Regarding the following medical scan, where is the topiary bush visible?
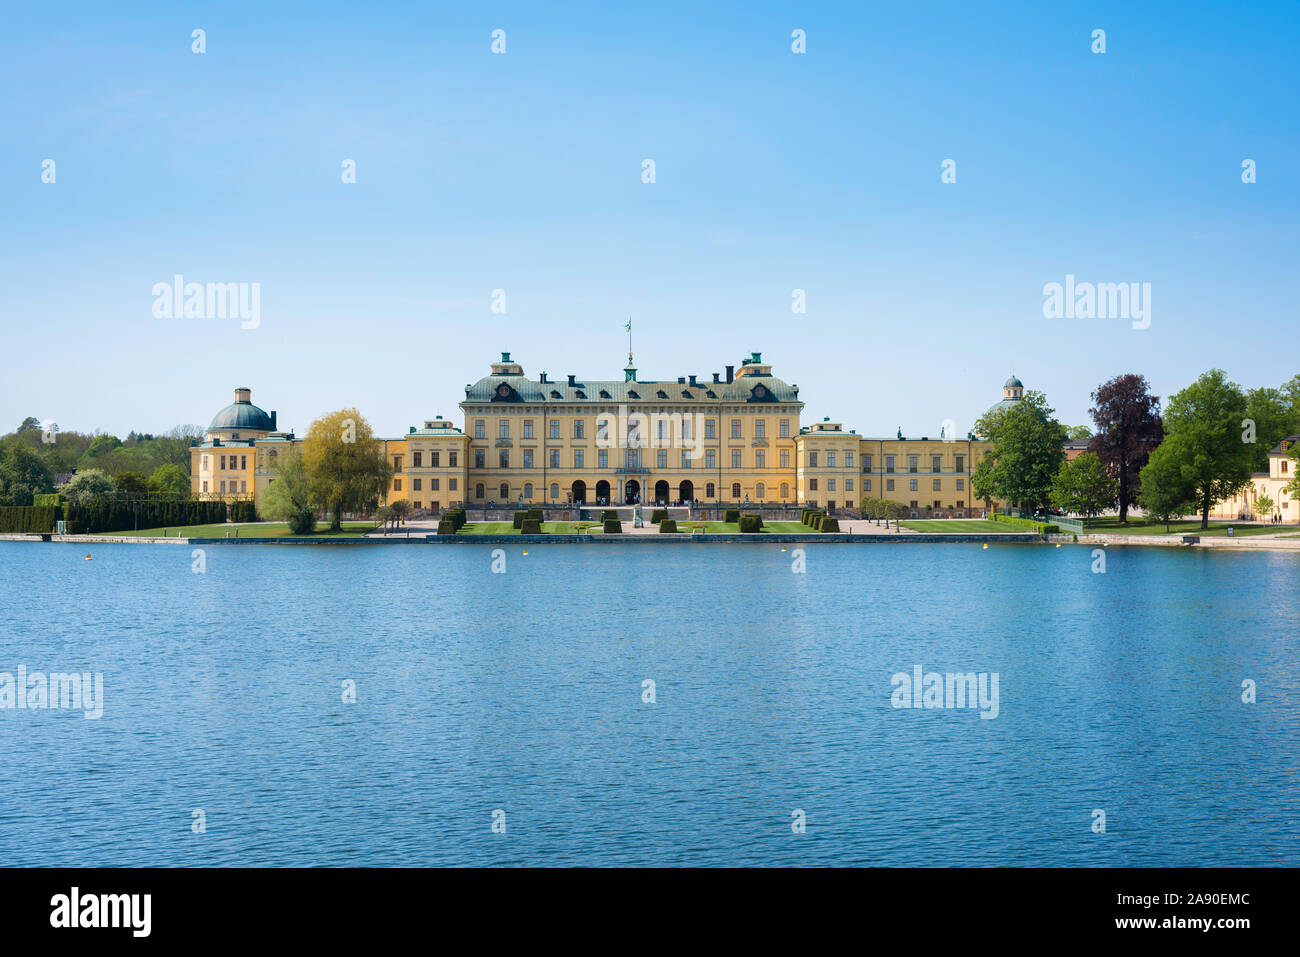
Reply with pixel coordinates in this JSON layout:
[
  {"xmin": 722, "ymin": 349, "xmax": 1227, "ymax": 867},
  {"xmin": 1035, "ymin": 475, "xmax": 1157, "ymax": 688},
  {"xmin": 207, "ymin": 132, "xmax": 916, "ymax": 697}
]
[
  {"xmin": 603, "ymin": 518, "xmax": 622, "ymax": 533},
  {"xmin": 724, "ymin": 508, "xmax": 740, "ymax": 523},
  {"xmin": 437, "ymin": 518, "xmax": 456, "ymax": 535},
  {"xmin": 520, "ymin": 518, "xmax": 542, "ymax": 534},
  {"xmin": 601, "ymin": 510, "xmax": 618, "ymax": 522},
  {"xmin": 820, "ymin": 517, "xmax": 840, "ymax": 532},
  {"xmin": 738, "ymin": 514, "xmax": 762, "ymax": 533},
  {"xmin": 658, "ymin": 519, "xmax": 678, "ymax": 533},
  {"xmin": 650, "ymin": 509, "xmax": 668, "ymax": 524},
  {"xmin": 742, "ymin": 512, "xmax": 762, "ymax": 530}
]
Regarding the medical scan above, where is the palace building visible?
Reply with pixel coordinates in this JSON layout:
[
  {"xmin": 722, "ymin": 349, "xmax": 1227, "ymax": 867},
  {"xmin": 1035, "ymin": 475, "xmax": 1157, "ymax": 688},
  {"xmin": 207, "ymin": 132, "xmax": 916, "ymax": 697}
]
[{"xmin": 191, "ymin": 353, "xmax": 1004, "ymax": 516}]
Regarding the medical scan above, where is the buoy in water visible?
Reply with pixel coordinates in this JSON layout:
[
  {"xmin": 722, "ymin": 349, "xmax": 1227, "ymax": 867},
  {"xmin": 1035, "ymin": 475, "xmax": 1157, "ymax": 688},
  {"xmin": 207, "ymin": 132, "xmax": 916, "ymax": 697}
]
[
  {"xmin": 982, "ymin": 543, "xmax": 988, "ymax": 549},
  {"xmin": 781, "ymin": 546, "xmax": 787, "ymax": 552},
  {"xmin": 522, "ymin": 550, "xmax": 529, "ymax": 556},
  {"xmin": 84, "ymin": 554, "xmax": 92, "ymax": 561}
]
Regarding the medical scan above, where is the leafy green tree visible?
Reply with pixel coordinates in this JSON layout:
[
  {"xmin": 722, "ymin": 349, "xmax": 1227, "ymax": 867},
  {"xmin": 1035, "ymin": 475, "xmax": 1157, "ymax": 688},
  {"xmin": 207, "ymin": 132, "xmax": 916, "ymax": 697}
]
[
  {"xmin": 1050, "ymin": 452, "xmax": 1117, "ymax": 517},
  {"xmin": 150, "ymin": 463, "xmax": 190, "ymax": 499},
  {"xmin": 972, "ymin": 391, "xmax": 1068, "ymax": 512},
  {"xmin": 301, "ymin": 409, "xmax": 392, "ymax": 531},
  {"xmin": 113, "ymin": 471, "xmax": 152, "ymax": 497},
  {"xmin": 1088, "ymin": 373, "xmax": 1163, "ymax": 524},
  {"xmin": 59, "ymin": 468, "xmax": 116, "ymax": 506},
  {"xmin": 261, "ymin": 452, "xmax": 316, "ymax": 534},
  {"xmin": 0, "ymin": 440, "xmax": 55, "ymax": 505},
  {"xmin": 389, "ymin": 498, "xmax": 412, "ymax": 526},
  {"xmin": 1253, "ymin": 494, "xmax": 1273, "ymax": 521},
  {"xmin": 80, "ymin": 434, "xmax": 122, "ymax": 464},
  {"xmin": 1066, "ymin": 424, "xmax": 1092, "ymax": 440},
  {"xmin": 1139, "ymin": 369, "xmax": 1254, "ymax": 529},
  {"xmin": 1244, "ymin": 386, "xmax": 1297, "ymax": 472}
]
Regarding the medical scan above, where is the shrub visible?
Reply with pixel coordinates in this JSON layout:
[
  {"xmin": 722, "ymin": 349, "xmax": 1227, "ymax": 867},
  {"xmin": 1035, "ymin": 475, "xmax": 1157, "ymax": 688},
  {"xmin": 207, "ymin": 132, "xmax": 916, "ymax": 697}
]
[
  {"xmin": 724, "ymin": 508, "xmax": 740, "ymax": 523},
  {"xmin": 601, "ymin": 510, "xmax": 618, "ymax": 522},
  {"xmin": 287, "ymin": 510, "xmax": 315, "ymax": 535},
  {"xmin": 603, "ymin": 518, "xmax": 622, "ymax": 533},
  {"xmin": 33, "ymin": 493, "xmax": 64, "ymax": 509},
  {"xmin": 742, "ymin": 512, "xmax": 762, "ymax": 530},
  {"xmin": 650, "ymin": 509, "xmax": 668, "ymax": 524},
  {"xmin": 658, "ymin": 519, "xmax": 678, "ymax": 533},
  {"xmin": 512, "ymin": 512, "xmax": 526, "ymax": 529},
  {"xmin": 738, "ymin": 514, "xmax": 762, "ymax": 533},
  {"xmin": 520, "ymin": 519, "xmax": 542, "ymax": 534},
  {"xmin": 0, "ymin": 506, "xmax": 58, "ymax": 533},
  {"xmin": 437, "ymin": 518, "xmax": 457, "ymax": 535},
  {"xmin": 820, "ymin": 517, "xmax": 840, "ymax": 532},
  {"xmin": 229, "ymin": 501, "xmax": 257, "ymax": 523}
]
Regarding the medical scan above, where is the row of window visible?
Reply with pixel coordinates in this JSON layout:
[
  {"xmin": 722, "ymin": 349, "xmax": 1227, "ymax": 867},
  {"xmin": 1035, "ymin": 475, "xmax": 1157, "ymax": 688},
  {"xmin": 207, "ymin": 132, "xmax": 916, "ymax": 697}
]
[
  {"xmin": 392, "ymin": 477, "xmax": 458, "ymax": 492},
  {"xmin": 202, "ymin": 454, "xmax": 249, "ymax": 472},
  {"xmin": 473, "ymin": 417, "xmax": 794, "ymax": 440},
  {"xmin": 856, "ymin": 453, "xmax": 967, "ymax": 473},
  {"xmin": 463, "ymin": 481, "xmax": 796, "ymax": 500},
  {"xmin": 400, "ymin": 451, "xmax": 459, "ymax": 469},
  {"xmin": 200, "ymin": 480, "xmax": 247, "ymax": 494},
  {"xmin": 466, "ymin": 447, "xmax": 801, "ymax": 470}
]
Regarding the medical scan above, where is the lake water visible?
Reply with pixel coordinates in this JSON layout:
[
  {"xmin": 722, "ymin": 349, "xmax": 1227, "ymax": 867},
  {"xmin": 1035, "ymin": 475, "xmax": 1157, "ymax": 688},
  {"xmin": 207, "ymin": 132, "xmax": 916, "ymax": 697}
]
[{"xmin": 1, "ymin": 540, "xmax": 1296, "ymax": 866}]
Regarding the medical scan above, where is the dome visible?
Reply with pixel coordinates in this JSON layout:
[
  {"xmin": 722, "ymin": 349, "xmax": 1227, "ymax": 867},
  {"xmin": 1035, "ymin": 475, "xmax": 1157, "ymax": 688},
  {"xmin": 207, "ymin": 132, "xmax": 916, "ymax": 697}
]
[
  {"xmin": 1004, "ymin": 376, "xmax": 1023, "ymax": 389},
  {"xmin": 209, "ymin": 388, "xmax": 275, "ymax": 432}
]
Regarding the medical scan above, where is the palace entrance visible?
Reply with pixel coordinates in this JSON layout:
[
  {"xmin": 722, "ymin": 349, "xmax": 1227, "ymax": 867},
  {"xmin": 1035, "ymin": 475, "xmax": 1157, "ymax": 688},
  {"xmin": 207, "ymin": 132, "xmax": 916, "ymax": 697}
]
[
  {"xmin": 623, "ymin": 480, "xmax": 641, "ymax": 504},
  {"xmin": 570, "ymin": 480, "xmax": 587, "ymax": 504},
  {"xmin": 654, "ymin": 480, "xmax": 669, "ymax": 504},
  {"xmin": 595, "ymin": 480, "xmax": 611, "ymax": 505}
]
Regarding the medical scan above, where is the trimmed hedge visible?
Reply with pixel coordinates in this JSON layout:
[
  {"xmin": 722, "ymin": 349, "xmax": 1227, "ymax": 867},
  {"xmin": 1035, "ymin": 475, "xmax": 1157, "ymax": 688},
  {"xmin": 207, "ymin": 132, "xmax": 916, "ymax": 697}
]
[
  {"xmin": 724, "ymin": 508, "xmax": 740, "ymax": 523},
  {"xmin": 601, "ymin": 509, "xmax": 618, "ymax": 522},
  {"xmin": 0, "ymin": 506, "xmax": 59, "ymax": 533},
  {"xmin": 64, "ymin": 500, "xmax": 228, "ymax": 534},
  {"xmin": 658, "ymin": 519, "xmax": 678, "ymax": 533},
  {"xmin": 443, "ymin": 508, "xmax": 467, "ymax": 531},
  {"xmin": 820, "ymin": 517, "xmax": 840, "ymax": 532},
  {"xmin": 33, "ymin": 493, "xmax": 65, "ymax": 509},
  {"xmin": 650, "ymin": 509, "xmax": 668, "ymax": 524},
  {"xmin": 742, "ymin": 512, "xmax": 762, "ymax": 530},
  {"xmin": 738, "ymin": 514, "xmax": 762, "ymax": 533},
  {"xmin": 519, "ymin": 518, "xmax": 542, "ymax": 534},
  {"xmin": 603, "ymin": 518, "xmax": 622, "ymax": 533},
  {"xmin": 992, "ymin": 513, "xmax": 1059, "ymax": 534},
  {"xmin": 229, "ymin": 501, "xmax": 257, "ymax": 523},
  {"xmin": 437, "ymin": 519, "xmax": 457, "ymax": 535}
]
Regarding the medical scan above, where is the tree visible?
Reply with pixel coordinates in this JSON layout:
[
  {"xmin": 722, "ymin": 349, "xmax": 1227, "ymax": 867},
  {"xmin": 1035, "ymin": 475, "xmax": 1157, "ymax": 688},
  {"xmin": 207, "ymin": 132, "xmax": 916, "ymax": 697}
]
[
  {"xmin": 972, "ymin": 391, "xmax": 1068, "ymax": 512},
  {"xmin": 1066, "ymin": 425, "xmax": 1093, "ymax": 440},
  {"xmin": 1253, "ymin": 494, "xmax": 1273, "ymax": 521},
  {"xmin": 0, "ymin": 440, "xmax": 55, "ymax": 506},
  {"xmin": 1050, "ymin": 452, "xmax": 1117, "ymax": 517},
  {"xmin": 1087, "ymin": 373, "xmax": 1163, "ymax": 525},
  {"xmin": 1139, "ymin": 370, "xmax": 1254, "ymax": 529},
  {"xmin": 301, "ymin": 409, "xmax": 392, "ymax": 531},
  {"xmin": 261, "ymin": 452, "xmax": 317, "ymax": 534},
  {"xmin": 80, "ymin": 434, "xmax": 122, "ymax": 464},
  {"xmin": 389, "ymin": 498, "xmax": 412, "ymax": 526},
  {"xmin": 113, "ymin": 471, "xmax": 152, "ymax": 498},
  {"xmin": 59, "ymin": 468, "xmax": 116, "ymax": 506},
  {"xmin": 16, "ymin": 417, "xmax": 42, "ymax": 433},
  {"xmin": 1243, "ymin": 386, "xmax": 1297, "ymax": 472},
  {"xmin": 150, "ymin": 463, "xmax": 191, "ymax": 499}
]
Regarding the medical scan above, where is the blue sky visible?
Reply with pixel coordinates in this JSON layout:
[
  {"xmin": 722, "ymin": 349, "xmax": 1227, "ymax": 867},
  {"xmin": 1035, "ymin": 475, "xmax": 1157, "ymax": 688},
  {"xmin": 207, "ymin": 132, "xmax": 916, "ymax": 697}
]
[{"xmin": 2, "ymin": 1, "xmax": 1296, "ymax": 439}]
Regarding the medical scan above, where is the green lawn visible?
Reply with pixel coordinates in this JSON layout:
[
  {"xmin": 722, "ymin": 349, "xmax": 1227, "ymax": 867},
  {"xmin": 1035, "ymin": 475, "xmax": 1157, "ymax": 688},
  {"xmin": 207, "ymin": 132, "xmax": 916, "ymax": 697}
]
[
  {"xmin": 901, "ymin": 520, "xmax": 1024, "ymax": 533},
  {"xmin": 110, "ymin": 521, "xmax": 377, "ymax": 538},
  {"xmin": 1082, "ymin": 518, "xmax": 1285, "ymax": 537}
]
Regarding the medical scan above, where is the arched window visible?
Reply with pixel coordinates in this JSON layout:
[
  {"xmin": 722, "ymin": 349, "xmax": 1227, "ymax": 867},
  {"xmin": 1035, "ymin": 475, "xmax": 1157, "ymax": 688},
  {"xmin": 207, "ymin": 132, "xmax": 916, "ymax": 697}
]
[
  {"xmin": 706, "ymin": 482, "xmax": 715, "ymax": 498},
  {"xmin": 550, "ymin": 483, "xmax": 559, "ymax": 499},
  {"xmin": 756, "ymin": 482, "xmax": 765, "ymax": 499},
  {"xmin": 523, "ymin": 483, "xmax": 533, "ymax": 499},
  {"xmin": 780, "ymin": 482, "xmax": 789, "ymax": 499},
  {"xmin": 475, "ymin": 483, "xmax": 485, "ymax": 499},
  {"xmin": 731, "ymin": 483, "xmax": 741, "ymax": 499},
  {"xmin": 499, "ymin": 483, "xmax": 509, "ymax": 500}
]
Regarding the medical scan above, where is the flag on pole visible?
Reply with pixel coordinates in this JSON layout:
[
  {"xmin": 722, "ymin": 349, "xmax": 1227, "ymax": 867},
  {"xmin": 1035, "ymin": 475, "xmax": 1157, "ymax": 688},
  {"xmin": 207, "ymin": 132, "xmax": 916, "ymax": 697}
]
[{"xmin": 625, "ymin": 319, "xmax": 632, "ymax": 332}]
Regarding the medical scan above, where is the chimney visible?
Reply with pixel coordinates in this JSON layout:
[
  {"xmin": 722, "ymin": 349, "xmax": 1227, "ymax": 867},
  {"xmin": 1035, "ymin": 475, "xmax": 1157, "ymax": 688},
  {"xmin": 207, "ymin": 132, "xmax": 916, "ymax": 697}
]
[
  {"xmin": 567, "ymin": 374, "xmax": 576, "ymax": 386},
  {"xmin": 234, "ymin": 387, "xmax": 251, "ymax": 404},
  {"xmin": 539, "ymin": 372, "xmax": 548, "ymax": 383},
  {"xmin": 270, "ymin": 410, "xmax": 277, "ymax": 430},
  {"xmin": 689, "ymin": 375, "xmax": 697, "ymax": 387},
  {"xmin": 677, "ymin": 376, "xmax": 685, "ymax": 384},
  {"xmin": 725, "ymin": 365, "xmax": 734, "ymax": 383},
  {"xmin": 712, "ymin": 372, "xmax": 720, "ymax": 383}
]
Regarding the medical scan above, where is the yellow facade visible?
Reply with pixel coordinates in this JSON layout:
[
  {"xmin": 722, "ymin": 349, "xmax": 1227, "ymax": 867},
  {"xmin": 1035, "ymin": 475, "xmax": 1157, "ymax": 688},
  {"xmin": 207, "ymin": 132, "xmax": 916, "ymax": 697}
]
[
  {"xmin": 1210, "ymin": 435, "xmax": 1299, "ymax": 521},
  {"xmin": 193, "ymin": 355, "xmax": 1003, "ymax": 517}
]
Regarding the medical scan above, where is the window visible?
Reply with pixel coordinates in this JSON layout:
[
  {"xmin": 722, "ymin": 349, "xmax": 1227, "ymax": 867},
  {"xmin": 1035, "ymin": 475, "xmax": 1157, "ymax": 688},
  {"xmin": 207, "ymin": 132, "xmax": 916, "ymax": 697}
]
[
  {"xmin": 551, "ymin": 483, "xmax": 559, "ymax": 499},
  {"xmin": 219, "ymin": 481, "xmax": 225, "ymax": 493},
  {"xmin": 523, "ymin": 420, "xmax": 534, "ymax": 439},
  {"xmin": 448, "ymin": 452, "xmax": 457, "ymax": 467},
  {"xmin": 909, "ymin": 479, "xmax": 918, "ymax": 492},
  {"xmin": 393, "ymin": 478, "xmax": 402, "ymax": 491},
  {"xmin": 957, "ymin": 500, "xmax": 963, "ymax": 509},
  {"xmin": 498, "ymin": 420, "xmax": 509, "ymax": 439},
  {"xmin": 731, "ymin": 419, "xmax": 742, "ymax": 438},
  {"xmin": 413, "ymin": 452, "xmax": 422, "ymax": 468},
  {"xmin": 475, "ymin": 450, "xmax": 486, "ymax": 469},
  {"xmin": 934, "ymin": 500, "xmax": 942, "ymax": 510},
  {"xmin": 705, "ymin": 419, "xmax": 716, "ymax": 439},
  {"xmin": 658, "ymin": 449, "xmax": 667, "ymax": 468},
  {"xmin": 574, "ymin": 420, "xmax": 584, "ymax": 438},
  {"xmin": 780, "ymin": 449, "xmax": 790, "ymax": 468},
  {"xmin": 498, "ymin": 450, "xmax": 509, "ymax": 468},
  {"xmin": 810, "ymin": 479, "xmax": 818, "ymax": 491},
  {"xmin": 240, "ymin": 481, "xmax": 247, "ymax": 493},
  {"xmin": 955, "ymin": 455, "xmax": 965, "ymax": 472},
  {"xmin": 598, "ymin": 449, "xmax": 608, "ymax": 469},
  {"xmin": 865, "ymin": 478, "xmax": 872, "ymax": 491},
  {"xmin": 682, "ymin": 450, "xmax": 691, "ymax": 467},
  {"xmin": 908, "ymin": 455, "xmax": 918, "ymax": 473},
  {"xmin": 449, "ymin": 478, "xmax": 457, "ymax": 491},
  {"xmin": 432, "ymin": 478, "xmax": 440, "ymax": 490},
  {"xmin": 626, "ymin": 449, "xmax": 640, "ymax": 469},
  {"xmin": 731, "ymin": 483, "xmax": 741, "ymax": 498},
  {"xmin": 574, "ymin": 449, "xmax": 584, "ymax": 468},
  {"xmin": 956, "ymin": 478, "xmax": 965, "ymax": 491},
  {"xmin": 240, "ymin": 455, "xmax": 247, "ymax": 470},
  {"xmin": 731, "ymin": 450, "xmax": 742, "ymax": 468},
  {"xmin": 756, "ymin": 482, "xmax": 765, "ymax": 498},
  {"xmin": 780, "ymin": 482, "xmax": 789, "ymax": 498},
  {"xmin": 755, "ymin": 450, "xmax": 765, "ymax": 468},
  {"xmin": 886, "ymin": 479, "xmax": 895, "ymax": 491},
  {"xmin": 596, "ymin": 421, "xmax": 609, "ymax": 442},
  {"xmin": 523, "ymin": 483, "xmax": 533, "ymax": 498},
  {"xmin": 828, "ymin": 452, "xmax": 836, "ymax": 467},
  {"xmin": 1282, "ymin": 460, "xmax": 1289, "ymax": 474},
  {"xmin": 219, "ymin": 455, "xmax": 226, "ymax": 470},
  {"xmin": 809, "ymin": 452, "xmax": 818, "ymax": 467},
  {"xmin": 864, "ymin": 454, "xmax": 873, "ymax": 472},
  {"xmin": 202, "ymin": 481, "xmax": 209, "ymax": 493},
  {"xmin": 202, "ymin": 455, "xmax": 209, "ymax": 470},
  {"xmin": 933, "ymin": 479, "xmax": 941, "ymax": 491},
  {"xmin": 755, "ymin": 420, "xmax": 766, "ymax": 438},
  {"xmin": 549, "ymin": 420, "xmax": 560, "ymax": 439},
  {"xmin": 549, "ymin": 449, "xmax": 559, "ymax": 468},
  {"xmin": 779, "ymin": 419, "xmax": 789, "ymax": 438},
  {"xmin": 885, "ymin": 455, "xmax": 895, "ymax": 473},
  {"xmin": 413, "ymin": 478, "xmax": 422, "ymax": 491},
  {"xmin": 706, "ymin": 449, "xmax": 716, "ymax": 469},
  {"xmin": 829, "ymin": 479, "xmax": 836, "ymax": 491},
  {"xmin": 475, "ymin": 420, "xmax": 485, "ymax": 439},
  {"xmin": 846, "ymin": 479, "xmax": 854, "ymax": 491},
  {"xmin": 846, "ymin": 452, "xmax": 854, "ymax": 468},
  {"xmin": 523, "ymin": 449, "xmax": 533, "ymax": 469},
  {"xmin": 499, "ymin": 483, "xmax": 509, "ymax": 499},
  {"xmin": 681, "ymin": 419, "xmax": 691, "ymax": 439},
  {"xmin": 706, "ymin": 482, "xmax": 715, "ymax": 497},
  {"xmin": 932, "ymin": 455, "xmax": 942, "ymax": 472},
  {"xmin": 393, "ymin": 455, "xmax": 403, "ymax": 471},
  {"xmin": 432, "ymin": 451, "xmax": 440, "ymax": 467}
]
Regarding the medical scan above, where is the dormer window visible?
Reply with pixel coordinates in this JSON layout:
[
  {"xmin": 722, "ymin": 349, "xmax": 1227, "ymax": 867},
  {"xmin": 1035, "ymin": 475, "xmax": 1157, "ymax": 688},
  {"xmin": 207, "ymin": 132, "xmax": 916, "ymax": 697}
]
[
  {"xmin": 682, "ymin": 390, "xmax": 692, "ymax": 399},
  {"xmin": 576, "ymin": 390, "xmax": 587, "ymax": 399},
  {"xmin": 706, "ymin": 390, "xmax": 717, "ymax": 399},
  {"xmin": 599, "ymin": 389, "xmax": 611, "ymax": 399},
  {"xmin": 656, "ymin": 389, "xmax": 668, "ymax": 399},
  {"xmin": 627, "ymin": 390, "xmax": 640, "ymax": 399},
  {"xmin": 550, "ymin": 390, "xmax": 561, "ymax": 398}
]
